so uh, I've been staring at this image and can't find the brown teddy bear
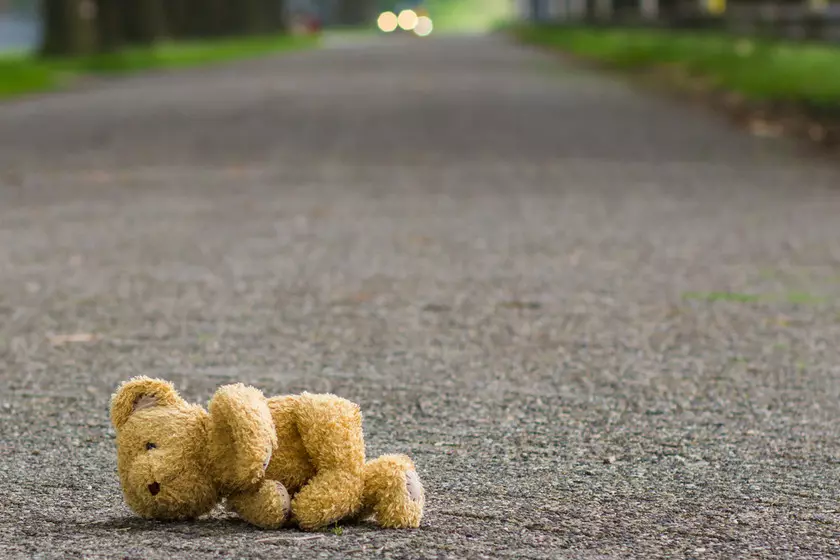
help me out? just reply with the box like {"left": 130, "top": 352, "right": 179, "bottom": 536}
{"left": 109, "top": 376, "right": 425, "bottom": 530}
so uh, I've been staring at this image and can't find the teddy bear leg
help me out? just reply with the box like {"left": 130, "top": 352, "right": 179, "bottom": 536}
{"left": 289, "top": 469, "right": 364, "bottom": 530}
{"left": 361, "top": 454, "right": 424, "bottom": 529}
{"left": 226, "top": 479, "right": 291, "bottom": 529}
{"left": 291, "top": 393, "right": 367, "bottom": 530}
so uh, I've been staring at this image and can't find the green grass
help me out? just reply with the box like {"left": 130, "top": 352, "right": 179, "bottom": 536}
{"left": 780, "top": 291, "right": 827, "bottom": 305}
{"left": 682, "top": 291, "right": 828, "bottom": 304}
{"left": 0, "top": 57, "right": 56, "bottom": 98}
{"left": 682, "top": 291, "right": 762, "bottom": 303}
{"left": 0, "top": 33, "right": 318, "bottom": 100}
{"left": 514, "top": 25, "right": 840, "bottom": 108}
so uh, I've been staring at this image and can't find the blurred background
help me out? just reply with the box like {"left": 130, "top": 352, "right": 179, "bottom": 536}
{"left": 3, "top": 0, "right": 840, "bottom": 54}
{"left": 0, "top": 0, "right": 515, "bottom": 99}
{"left": 0, "top": 0, "right": 514, "bottom": 55}
{"left": 1, "top": 0, "right": 839, "bottom": 114}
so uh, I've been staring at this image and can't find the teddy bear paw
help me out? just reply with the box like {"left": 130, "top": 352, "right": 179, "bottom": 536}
{"left": 406, "top": 470, "right": 423, "bottom": 503}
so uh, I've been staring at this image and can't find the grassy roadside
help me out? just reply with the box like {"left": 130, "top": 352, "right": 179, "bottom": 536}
{"left": 0, "top": 33, "right": 318, "bottom": 100}
{"left": 513, "top": 25, "right": 840, "bottom": 110}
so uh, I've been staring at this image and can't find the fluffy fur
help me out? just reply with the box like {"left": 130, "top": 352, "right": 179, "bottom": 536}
{"left": 109, "top": 377, "right": 424, "bottom": 530}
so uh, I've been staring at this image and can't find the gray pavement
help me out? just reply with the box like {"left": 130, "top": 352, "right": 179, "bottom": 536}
{"left": 1, "top": 33, "right": 840, "bottom": 559}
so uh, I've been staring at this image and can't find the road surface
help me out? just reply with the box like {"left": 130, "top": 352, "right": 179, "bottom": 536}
{"left": 1, "top": 33, "right": 839, "bottom": 559}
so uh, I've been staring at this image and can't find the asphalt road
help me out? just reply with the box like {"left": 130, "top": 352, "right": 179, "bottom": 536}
{"left": 1, "top": 33, "right": 839, "bottom": 560}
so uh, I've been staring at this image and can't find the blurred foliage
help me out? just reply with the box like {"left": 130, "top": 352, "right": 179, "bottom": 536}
{"left": 0, "top": 33, "right": 317, "bottom": 99}
{"left": 516, "top": 25, "right": 840, "bottom": 107}
{"left": 424, "top": 0, "right": 513, "bottom": 31}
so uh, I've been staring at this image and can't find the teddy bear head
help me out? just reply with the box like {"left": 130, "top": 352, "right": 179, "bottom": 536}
{"left": 110, "top": 377, "right": 278, "bottom": 522}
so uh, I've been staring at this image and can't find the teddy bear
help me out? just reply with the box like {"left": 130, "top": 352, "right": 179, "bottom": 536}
{"left": 109, "top": 376, "right": 425, "bottom": 530}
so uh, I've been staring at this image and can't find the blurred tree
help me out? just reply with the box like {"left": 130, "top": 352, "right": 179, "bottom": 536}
{"left": 191, "top": 0, "right": 287, "bottom": 38}
{"left": 586, "top": 0, "right": 598, "bottom": 22}
{"left": 41, "top": 0, "right": 288, "bottom": 57}
{"left": 93, "top": 0, "right": 123, "bottom": 51}
{"left": 122, "top": 0, "right": 165, "bottom": 45}
{"left": 191, "top": 0, "right": 230, "bottom": 37}
{"left": 237, "top": 0, "right": 270, "bottom": 33}
{"left": 262, "top": 0, "right": 287, "bottom": 32}
{"left": 336, "top": 0, "right": 375, "bottom": 25}
{"left": 41, "top": 0, "right": 96, "bottom": 55}
{"left": 159, "top": 0, "right": 190, "bottom": 38}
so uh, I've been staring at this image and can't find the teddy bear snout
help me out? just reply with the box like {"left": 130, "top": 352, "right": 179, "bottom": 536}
{"left": 148, "top": 482, "right": 161, "bottom": 496}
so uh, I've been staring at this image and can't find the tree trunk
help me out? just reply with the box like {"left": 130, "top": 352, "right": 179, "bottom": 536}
{"left": 40, "top": 0, "right": 96, "bottom": 56}
{"left": 264, "top": 0, "right": 287, "bottom": 32}
{"left": 229, "top": 0, "right": 285, "bottom": 35}
{"left": 336, "top": 0, "right": 374, "bottom": 26}
{"left": 122, "top": 0, "right": 165, "bottom": 45}
{"left": 160, "top": 0, "right": 189, "bottom": 39}
{"left": 210, "top": 0, "right": 287, "bottom": 37}
{"left": 176, "top": 0, "right": 223, "bottom": 38}
{"left": 94, "top": 0, "right": 123, "bottom": 51}
{"left": 212, "top": 0, "right": 239, "bottom": 37}
{"left": 585, "top": 0, "right": 597, "bottom": 22}
{"left": 226, "top": 0, "right": 261, "bottom": 35}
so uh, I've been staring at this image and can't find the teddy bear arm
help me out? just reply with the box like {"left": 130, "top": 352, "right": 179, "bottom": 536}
{"left": 226, "top": 479, "right": 291, "bottom": 530}
{"left": 265, "top": 396, "right": 317, "bottom": 493}
{"left": 207, "top": 384, "right": 278, "bottom": 493}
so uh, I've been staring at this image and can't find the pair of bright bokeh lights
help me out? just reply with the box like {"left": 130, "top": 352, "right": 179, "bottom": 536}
{"left": 377, "top": 9, "right": 434, "bottom": 37}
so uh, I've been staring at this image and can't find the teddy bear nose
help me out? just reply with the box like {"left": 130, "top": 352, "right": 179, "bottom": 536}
{"left": 148, "top": 482, "right": 161, "bottom": 496}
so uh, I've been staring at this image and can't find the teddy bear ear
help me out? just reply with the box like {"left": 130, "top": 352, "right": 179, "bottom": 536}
{"left": 110, "top": 376, "right": 185, "bottom": 430}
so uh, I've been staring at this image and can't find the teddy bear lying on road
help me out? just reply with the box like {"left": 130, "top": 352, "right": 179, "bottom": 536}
{"left": 109, "top": 377, "right": 425, "bottom": 530}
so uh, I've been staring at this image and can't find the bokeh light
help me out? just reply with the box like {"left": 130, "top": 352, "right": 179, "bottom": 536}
{"left": 414, "top": 16, "right": 434, "bottom": 37}
{"left": 377, "top": 11, "right": 398, "bottom": 33}
{"left": 398, "top": 9, "right": 419, "bottom": 31}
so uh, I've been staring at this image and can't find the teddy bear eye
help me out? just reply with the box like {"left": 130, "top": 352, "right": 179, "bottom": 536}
{"left": 145, "top": 442, "right": 156, "bottom": 451}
